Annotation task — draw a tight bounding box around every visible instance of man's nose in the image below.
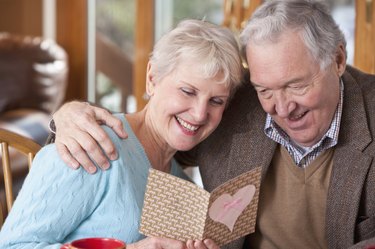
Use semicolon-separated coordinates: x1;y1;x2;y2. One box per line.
273;90;294;118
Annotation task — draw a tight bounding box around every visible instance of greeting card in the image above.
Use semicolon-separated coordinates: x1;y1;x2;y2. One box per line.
139;167;262;246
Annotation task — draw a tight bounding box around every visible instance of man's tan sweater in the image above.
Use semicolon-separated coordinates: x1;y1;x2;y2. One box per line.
249;145;334;249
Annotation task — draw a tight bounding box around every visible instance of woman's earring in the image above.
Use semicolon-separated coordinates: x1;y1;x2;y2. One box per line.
143;92;150;100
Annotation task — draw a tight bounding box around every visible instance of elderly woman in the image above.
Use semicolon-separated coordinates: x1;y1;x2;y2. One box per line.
0;19;242;249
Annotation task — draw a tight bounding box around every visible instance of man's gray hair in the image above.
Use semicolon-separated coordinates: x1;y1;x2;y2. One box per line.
240;0;347;69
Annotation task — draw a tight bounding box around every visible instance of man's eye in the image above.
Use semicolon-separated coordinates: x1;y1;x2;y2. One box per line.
289;84;305;90
288;84;310;95
257;89;272;99
181;88;195;96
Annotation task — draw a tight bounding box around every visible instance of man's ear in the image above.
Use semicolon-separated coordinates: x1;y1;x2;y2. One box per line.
335;44;347;77
146;61;156;96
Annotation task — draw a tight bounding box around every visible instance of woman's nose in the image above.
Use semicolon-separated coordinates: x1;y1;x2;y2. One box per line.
191;101;208;123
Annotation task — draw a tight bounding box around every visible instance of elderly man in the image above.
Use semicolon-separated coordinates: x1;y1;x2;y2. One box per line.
50;1;375;248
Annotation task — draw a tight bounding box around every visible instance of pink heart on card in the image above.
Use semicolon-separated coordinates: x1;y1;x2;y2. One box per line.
208;185;256;232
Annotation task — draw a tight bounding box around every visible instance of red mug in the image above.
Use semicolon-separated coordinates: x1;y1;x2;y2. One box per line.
61;237;126;249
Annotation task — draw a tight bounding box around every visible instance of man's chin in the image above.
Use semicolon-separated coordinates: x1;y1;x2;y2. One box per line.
287;130;318;148
292;137;318;148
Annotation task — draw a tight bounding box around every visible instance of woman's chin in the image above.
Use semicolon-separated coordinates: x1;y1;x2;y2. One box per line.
173;142;198;152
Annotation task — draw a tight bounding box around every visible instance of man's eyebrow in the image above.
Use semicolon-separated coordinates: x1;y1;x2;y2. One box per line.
249;80;260;87
251;76;308;88
285;77;307;85
251;82;262;87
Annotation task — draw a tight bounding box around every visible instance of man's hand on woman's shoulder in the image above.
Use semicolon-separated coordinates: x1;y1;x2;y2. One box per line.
53;101;127;174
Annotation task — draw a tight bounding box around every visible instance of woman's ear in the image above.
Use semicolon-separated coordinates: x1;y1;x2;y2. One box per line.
146;61;155;97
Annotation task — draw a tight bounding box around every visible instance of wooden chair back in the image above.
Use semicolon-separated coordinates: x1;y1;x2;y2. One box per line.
0;128;41;226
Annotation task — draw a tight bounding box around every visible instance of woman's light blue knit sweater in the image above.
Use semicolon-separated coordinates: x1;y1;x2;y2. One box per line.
0;114;188;249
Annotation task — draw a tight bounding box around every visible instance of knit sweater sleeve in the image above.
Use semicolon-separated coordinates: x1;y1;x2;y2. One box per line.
0;144;109;249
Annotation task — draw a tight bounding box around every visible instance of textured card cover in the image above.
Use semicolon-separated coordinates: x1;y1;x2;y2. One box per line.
139;167;262;246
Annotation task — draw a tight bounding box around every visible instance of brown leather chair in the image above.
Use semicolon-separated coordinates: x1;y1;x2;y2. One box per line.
0;33;68;219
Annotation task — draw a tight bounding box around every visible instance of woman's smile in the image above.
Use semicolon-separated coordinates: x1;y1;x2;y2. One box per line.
175;116;200;135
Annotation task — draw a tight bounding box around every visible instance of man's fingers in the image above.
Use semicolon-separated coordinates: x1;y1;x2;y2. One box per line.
93;107;128;139
55;138;100;175
71;108;120;161
66;131;110;172
83;123;118;161
77;119;118;162
69;145;98;174
52;100;123;172
60;136;97;173
56;143;79;169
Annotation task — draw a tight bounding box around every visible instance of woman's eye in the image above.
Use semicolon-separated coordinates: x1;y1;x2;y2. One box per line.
181;88;195;96
210;97;224;106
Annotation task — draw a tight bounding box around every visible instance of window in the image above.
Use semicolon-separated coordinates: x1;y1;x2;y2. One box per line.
90;0;223;113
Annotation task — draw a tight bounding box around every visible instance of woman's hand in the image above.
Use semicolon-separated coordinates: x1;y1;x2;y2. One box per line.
126;237;219;249
53;101;127;173
186;239;220;249
126;237;187;249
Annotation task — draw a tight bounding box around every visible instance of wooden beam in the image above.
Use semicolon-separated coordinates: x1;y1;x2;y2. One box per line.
354;0;375;74
56;0;88;101
134;0;154;111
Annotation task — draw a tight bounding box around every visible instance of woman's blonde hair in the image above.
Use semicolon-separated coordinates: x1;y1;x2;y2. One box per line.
150;19;243;96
